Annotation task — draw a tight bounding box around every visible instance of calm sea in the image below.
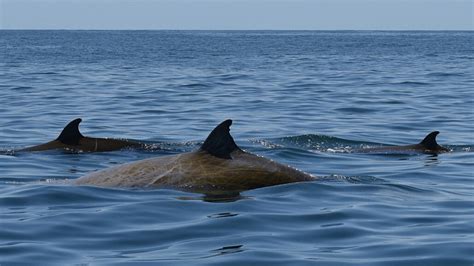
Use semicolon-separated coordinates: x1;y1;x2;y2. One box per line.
0;30;473;265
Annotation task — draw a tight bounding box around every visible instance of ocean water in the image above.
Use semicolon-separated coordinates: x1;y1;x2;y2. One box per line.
0;30;473;265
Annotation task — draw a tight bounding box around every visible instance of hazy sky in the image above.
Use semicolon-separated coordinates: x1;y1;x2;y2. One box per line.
1;0;472;30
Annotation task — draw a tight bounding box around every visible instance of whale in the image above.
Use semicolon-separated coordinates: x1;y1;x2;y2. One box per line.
356;131;449;154
75;119;316;194
20;118;144;152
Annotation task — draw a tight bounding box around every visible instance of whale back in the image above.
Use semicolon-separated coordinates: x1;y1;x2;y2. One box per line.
75;119;315;193
357;131;448;154
20;140;68;152
20;118;143;152
145;150;312;191
76;150;314;193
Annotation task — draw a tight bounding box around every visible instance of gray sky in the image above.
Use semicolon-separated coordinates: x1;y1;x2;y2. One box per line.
1;0;472;30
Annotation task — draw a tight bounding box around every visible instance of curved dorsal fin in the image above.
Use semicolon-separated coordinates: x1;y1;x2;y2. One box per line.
56;118;84;145
419;131;440;149
200;119;240;159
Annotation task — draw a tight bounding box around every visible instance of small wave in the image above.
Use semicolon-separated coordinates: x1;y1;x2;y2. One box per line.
334;107;375;114
392;81;429;86
319;175;435;194
460;146;472;152
0;177;73;187
381;99;404;104
383;183;435;193
267;134;377;152
319;174;387;184
0;149;16;156
249;139;284;149
29;72;58;75
426;72;464;77
217;73;250;81
11;86;34;91
446;145;474;153
147;140;200;153
180;83;212;89
25;45;60;50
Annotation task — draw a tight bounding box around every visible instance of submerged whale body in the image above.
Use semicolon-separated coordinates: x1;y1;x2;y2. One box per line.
357;131;449;154
21;118;143;152
75;119;316;194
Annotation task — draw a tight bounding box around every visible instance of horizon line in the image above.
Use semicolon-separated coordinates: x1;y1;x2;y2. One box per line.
1;29;473;31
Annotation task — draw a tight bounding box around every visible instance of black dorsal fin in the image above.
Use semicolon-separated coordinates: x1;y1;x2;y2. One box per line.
200;119;240;159
419;131;440;149
56;118;84;145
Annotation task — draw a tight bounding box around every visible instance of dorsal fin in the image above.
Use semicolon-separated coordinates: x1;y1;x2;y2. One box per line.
419;131;440;149
56;118;84;145
200;119;240;159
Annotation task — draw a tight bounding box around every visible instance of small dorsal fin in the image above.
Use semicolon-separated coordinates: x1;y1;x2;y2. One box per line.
56;118;84;145
419;131;440;149
200;119;240;159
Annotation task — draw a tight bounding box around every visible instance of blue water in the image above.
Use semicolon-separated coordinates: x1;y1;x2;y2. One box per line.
0;31;473;265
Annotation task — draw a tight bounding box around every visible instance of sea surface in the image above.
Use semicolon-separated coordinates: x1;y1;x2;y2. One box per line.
0;30;473;265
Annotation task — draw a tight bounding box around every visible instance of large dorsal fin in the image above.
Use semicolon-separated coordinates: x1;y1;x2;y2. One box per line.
419;131;440;149
200;119;240;159
56;118;85;145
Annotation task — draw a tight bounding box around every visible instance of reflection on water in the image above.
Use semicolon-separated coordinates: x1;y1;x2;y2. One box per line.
207;212;239;219
424;154;440;167
205;245;244;258
177;192;248;203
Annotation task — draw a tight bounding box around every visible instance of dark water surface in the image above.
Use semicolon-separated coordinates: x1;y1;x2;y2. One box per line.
0;31;473;265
